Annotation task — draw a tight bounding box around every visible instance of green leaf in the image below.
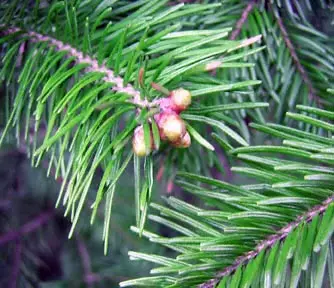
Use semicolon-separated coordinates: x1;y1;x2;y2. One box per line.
232;146;312;158
182;114;248;147
186;124;214;151
151;119;160;150
211;133;233;152
38;62;89;103
143;121;152;155
265;242;280;287
187;102;269;114
314;203;334;251
90;158;115;225
134;155;141;227
191;80;261;97
286;112;334;132
296;105;334;120
150;203;222;237
314;242;329;288
120;276;176;287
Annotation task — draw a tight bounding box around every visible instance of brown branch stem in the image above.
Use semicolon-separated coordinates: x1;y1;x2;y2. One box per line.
9;240;22;288
199;194;334;288
229;1;256;40
0;209;54;246
273;11;319;104
76;235;99;287
0;25;145;105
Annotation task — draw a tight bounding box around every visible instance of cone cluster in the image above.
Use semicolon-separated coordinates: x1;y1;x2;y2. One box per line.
132;88;192;157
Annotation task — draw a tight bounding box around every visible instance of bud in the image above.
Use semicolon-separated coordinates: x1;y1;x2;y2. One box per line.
170;88;191;112
172;131;191;148
158;112;186;142
132;126;151;157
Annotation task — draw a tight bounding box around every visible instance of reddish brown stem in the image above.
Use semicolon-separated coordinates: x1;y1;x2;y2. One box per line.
76;235;98;287
199;195;334;288
0;210;54;246
274;12;319;104
1;26;141;101
9;240;22;288
229;1;256;40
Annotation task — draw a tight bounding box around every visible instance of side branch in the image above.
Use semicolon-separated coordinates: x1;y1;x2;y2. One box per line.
1;26;142;103
0;209;54;245
76;235;98;287
274;14;319;104
229;0;256;40
9;240;22;288
199;194;334;288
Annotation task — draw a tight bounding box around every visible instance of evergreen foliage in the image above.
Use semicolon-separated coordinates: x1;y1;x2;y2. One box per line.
0;0;333;287
121;105;334;287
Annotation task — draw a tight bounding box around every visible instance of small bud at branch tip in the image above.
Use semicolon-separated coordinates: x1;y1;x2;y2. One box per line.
170;88;192;112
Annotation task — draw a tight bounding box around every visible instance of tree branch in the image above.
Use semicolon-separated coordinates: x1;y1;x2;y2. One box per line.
229;0;256;40
0;209;54;245
273;11;319;104
199;194;334;288
1;26;143;104
9;240;22;288
76;235;99;287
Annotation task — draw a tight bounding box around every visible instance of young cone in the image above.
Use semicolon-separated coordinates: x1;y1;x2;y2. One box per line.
132;126;152;157
157;112;186;142
170;88;191;112
172;131;191;148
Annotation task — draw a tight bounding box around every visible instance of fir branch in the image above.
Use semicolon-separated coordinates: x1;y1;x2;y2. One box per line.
1;26;144;104
200;194;334;288
0;209;54;245
273;11;319;104
76;235;98;287
204;35;262;71
229;0;256;40
9;240;22;288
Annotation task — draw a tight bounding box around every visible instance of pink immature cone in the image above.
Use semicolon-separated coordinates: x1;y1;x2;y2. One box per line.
132;126;153;157
171;131;191;148
169;88;192;112
156;112;186;142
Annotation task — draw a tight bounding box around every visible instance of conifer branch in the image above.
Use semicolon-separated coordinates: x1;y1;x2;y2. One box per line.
1;26;144;104
229;0;256;40
204;1;258;72
0;209;54;245
200;194;334;288
9;240;22;288
76;235;98;287
273;12;319;104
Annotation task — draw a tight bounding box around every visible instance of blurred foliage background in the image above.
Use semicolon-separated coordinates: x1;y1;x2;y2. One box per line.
0;143;168;287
